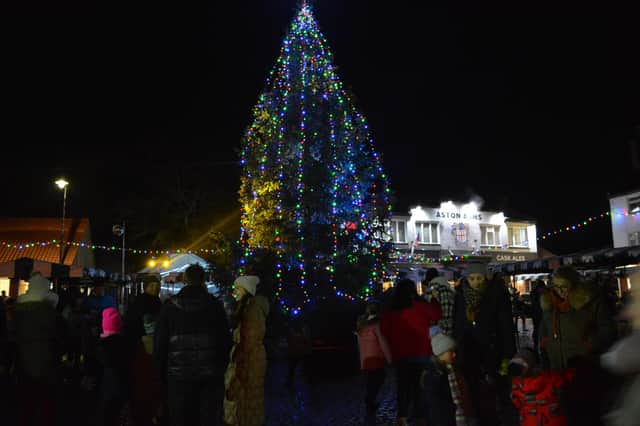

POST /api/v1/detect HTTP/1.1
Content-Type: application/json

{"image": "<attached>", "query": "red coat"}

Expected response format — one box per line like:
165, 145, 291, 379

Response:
380, 300, 442, 361
511, 369, 575, 426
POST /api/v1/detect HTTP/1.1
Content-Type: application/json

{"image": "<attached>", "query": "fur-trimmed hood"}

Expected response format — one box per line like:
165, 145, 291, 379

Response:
540, 282, 595, 312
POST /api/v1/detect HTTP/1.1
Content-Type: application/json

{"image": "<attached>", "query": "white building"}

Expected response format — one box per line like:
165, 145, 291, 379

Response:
388, 200, 538, 264
609, 189, 640, 248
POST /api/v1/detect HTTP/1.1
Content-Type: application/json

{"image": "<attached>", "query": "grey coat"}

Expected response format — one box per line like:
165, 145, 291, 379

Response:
601, 331, 640, 426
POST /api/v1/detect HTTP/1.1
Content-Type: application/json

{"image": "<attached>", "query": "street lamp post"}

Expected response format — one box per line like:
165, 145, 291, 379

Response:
55, 178, 69, 265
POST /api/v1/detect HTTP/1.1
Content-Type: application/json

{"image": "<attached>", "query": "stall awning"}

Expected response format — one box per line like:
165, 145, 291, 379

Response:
489, 245, 640, 274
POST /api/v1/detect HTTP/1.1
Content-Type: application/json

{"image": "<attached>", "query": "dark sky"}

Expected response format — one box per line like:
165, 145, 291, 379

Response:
3, 0, 639, 256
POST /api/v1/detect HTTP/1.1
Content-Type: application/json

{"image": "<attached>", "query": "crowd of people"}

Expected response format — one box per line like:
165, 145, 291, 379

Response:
0, 261, 638, 426
354, 263, 638, 426
0, 265, 268, 426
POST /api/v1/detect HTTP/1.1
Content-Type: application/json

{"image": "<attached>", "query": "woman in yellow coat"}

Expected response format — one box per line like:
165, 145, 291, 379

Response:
224, 275, 270, 426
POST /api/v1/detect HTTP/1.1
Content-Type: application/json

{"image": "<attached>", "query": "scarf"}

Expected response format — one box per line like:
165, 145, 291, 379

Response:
463, 283, 486, 324
447, 364, 470, 426
550, 291, 570, 339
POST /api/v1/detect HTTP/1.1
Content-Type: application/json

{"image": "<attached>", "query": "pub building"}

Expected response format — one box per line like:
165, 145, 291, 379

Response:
385, 200, 538, 292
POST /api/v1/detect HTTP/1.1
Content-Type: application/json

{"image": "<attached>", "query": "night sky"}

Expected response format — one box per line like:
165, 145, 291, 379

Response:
3, 0, 639, 259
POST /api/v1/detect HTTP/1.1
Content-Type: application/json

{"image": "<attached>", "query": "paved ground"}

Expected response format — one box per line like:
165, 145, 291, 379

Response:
264, 320, 534, 426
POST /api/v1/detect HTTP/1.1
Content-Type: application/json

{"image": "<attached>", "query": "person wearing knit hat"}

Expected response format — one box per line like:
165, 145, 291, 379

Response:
233, 275, 260, 298
96, 306, 130, 426
424, 332, 475, 426
101, 307, 123, 338
432, 332, 456, 358
453, 258, 516, 425
224, 274, 270, 425
510, 347, 575, 426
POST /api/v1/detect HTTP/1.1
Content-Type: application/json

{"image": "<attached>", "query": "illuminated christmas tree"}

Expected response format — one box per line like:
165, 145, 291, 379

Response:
238, 1, 392, 314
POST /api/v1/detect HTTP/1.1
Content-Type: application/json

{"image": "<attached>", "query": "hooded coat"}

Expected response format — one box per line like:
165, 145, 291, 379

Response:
511, 369, 575, 426
224, 295, 270, 426
539, 281, 614, 370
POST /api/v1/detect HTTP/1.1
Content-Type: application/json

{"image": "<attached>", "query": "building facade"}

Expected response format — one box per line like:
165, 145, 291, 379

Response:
610, 189, 640, 248
387, 201, 538, 268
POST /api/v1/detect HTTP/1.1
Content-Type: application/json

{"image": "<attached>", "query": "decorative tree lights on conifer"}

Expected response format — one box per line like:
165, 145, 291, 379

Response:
238, 3, 391, 314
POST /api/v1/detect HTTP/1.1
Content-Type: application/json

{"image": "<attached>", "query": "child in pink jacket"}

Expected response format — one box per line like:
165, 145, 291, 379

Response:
356, 300, 392, 417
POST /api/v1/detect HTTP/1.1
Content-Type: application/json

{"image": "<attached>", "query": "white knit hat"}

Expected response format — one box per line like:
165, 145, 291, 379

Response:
431, 332, 456, 356
234, 275, 260, 296
17, 273, 58, 307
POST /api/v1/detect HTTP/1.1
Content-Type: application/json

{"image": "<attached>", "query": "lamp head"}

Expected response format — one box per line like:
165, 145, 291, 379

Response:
55, 178, 69, 190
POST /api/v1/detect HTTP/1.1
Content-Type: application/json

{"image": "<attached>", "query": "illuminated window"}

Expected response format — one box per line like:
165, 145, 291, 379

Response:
416, 222, 439, 244
630, 232, 640, 247
388, 220, 406, 243
508, 226, 529, 248
480, 225, 501, 246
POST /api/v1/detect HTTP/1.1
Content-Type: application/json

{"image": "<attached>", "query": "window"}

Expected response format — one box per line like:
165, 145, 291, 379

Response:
630, 231, 640, 247
629, 196, 640, 214
389, 220, 406, 243
480, 225, 501, 247
416, 222, 439, 244
508, 226, 529, 248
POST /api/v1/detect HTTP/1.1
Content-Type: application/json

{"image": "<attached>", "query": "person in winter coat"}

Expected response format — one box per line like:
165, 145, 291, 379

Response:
12, 273, 65, 426
123, 276, 164, 426
154, 264, 232, 426
509, 348, 574, 426
453, 262, 517, 426
424, 332, 475, 426
356, 300, 392, 418
380, 278, 442, 426
601, 288, 640, 426
224, 275, 270, 426
424, 276, 455, 336
539, 265, 616, 426
96, 307, 130, 426
539, 265, 615, 370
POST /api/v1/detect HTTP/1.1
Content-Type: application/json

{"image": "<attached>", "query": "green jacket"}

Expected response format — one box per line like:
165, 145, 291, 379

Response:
539, 282, 614, 370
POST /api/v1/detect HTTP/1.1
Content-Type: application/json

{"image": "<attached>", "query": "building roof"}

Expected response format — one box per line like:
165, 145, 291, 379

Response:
0, 217, 94, 267
608, 188, 640, 199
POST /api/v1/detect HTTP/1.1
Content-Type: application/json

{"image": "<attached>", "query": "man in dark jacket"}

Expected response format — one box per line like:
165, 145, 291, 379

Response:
124, 276, 163, 426
454, 263, 517, 426
154, 264, 232, 426
13, 273, 66, 425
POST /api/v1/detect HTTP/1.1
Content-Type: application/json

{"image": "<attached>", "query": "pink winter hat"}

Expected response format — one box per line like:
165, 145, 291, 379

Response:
101, 307, 123, 338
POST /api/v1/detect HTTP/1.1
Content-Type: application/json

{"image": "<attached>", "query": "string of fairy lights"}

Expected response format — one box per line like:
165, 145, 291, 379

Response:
0, 240, 218, 256
538, 209, 639, 241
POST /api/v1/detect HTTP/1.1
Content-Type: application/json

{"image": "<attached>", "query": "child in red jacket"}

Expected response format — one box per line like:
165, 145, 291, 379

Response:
509, 348, 575, 426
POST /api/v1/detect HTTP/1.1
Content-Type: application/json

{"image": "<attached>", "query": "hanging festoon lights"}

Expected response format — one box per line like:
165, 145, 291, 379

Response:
237, 2, 392, 314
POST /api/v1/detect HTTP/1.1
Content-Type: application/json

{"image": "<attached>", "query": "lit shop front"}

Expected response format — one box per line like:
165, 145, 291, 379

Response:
387, 201, 538, 284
